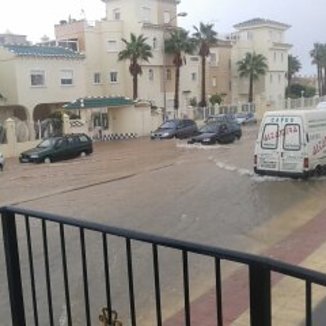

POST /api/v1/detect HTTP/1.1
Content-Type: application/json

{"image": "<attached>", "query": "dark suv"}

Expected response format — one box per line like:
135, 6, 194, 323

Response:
19, 133, 93, 164
151, 119, 198, 139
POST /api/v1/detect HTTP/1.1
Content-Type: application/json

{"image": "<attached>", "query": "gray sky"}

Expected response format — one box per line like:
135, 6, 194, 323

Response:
1, 0, 324, 74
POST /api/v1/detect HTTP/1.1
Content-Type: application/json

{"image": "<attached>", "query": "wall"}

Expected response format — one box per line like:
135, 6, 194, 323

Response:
109, 103, 155, 136
0, 48, 18, 104
0, 119, 40, 157
208, 43, 232, 104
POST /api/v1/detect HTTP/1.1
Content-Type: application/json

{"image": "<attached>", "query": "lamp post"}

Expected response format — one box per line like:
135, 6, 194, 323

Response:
162, 12, 187, 120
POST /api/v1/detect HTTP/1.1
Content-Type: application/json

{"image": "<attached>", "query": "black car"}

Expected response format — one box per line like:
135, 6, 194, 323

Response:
151, 119, 198, 139
188, 122, 236, 145
205, 114, 236, 124
228, 120, 242, 139
19, 133, 93, 164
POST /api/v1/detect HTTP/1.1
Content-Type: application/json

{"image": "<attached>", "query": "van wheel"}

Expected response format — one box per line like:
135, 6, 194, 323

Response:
44, 157, 52, 164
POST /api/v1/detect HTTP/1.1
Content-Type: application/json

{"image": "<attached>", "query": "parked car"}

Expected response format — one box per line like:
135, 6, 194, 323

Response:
206, 118, 241, 139
0, 152, 4, 171
205, 114, 236, 124
317, 101, 326, 109
151, 119, 198, 139
188, 122, 236, 145
235, 112, 257, 125
19, 133, 93, 164
228, 120, 242, 139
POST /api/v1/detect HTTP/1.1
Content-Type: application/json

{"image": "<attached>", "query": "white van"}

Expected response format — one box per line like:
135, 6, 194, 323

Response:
317, 101, 326, 109
254, 109, 326, 178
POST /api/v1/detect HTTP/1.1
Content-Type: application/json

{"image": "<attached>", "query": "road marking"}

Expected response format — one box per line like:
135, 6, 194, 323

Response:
59, 305, 67, 326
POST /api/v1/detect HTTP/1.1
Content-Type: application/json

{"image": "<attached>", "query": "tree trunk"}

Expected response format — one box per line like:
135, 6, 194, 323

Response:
288, 73, 292, 88
133, 74, 138, 100
317, 64, 322, 97
200, 55, 206, 107
249, 73, 254, 103
323, 66, 326, 96
174, 66, 180, 112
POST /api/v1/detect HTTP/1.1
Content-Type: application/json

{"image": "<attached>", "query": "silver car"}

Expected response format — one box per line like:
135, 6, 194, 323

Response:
0, 152, 4, 171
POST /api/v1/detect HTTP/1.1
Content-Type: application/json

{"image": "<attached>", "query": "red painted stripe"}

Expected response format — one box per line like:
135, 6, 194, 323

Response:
164, 209, 326, 325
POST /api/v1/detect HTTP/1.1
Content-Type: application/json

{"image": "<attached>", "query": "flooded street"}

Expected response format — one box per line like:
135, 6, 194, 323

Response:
1, 125, 326, 325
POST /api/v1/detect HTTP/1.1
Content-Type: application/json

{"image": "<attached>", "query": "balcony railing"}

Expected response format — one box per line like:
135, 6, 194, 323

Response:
1, 205, 326, 325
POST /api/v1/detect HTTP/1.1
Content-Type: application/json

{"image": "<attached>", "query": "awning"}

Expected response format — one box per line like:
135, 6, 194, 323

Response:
63, 96, 134, 109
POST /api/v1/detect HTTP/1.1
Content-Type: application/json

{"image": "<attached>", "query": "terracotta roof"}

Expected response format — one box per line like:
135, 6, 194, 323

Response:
234, 18, 291, 30
63, 97, 135, 109
2, 44, 84, 59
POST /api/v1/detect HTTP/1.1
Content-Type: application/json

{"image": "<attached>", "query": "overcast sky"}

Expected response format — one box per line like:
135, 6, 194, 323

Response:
0, 0, 325, 75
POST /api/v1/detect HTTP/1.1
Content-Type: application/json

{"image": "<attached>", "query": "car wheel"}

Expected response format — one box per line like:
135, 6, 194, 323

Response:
80, 151, 87, 158
314, 165, 323, 177
0, 164, 3, 171
44, 157, 52, 164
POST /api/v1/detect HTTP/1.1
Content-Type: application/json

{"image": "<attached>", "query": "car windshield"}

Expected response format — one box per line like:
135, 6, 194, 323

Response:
37, 138, 56, 148
200, 124, 219, 133
160, 121, 177, 129
236, 113, 246, 118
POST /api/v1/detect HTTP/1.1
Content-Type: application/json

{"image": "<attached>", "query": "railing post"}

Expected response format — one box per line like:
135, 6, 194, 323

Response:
249, 264, 271, 326
1, 209, 26, 326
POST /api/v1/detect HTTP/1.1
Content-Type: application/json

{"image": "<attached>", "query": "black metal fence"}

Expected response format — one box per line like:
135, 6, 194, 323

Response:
1, 205, 326, 325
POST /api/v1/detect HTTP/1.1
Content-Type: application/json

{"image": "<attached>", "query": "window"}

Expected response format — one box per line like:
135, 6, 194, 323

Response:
274, 52, 277, 62
270, 74, 273, 84
94, 73, 101, 84
283, 124, 301, 151
92, 112, 108, 129
113, 9, 121, 20
79, 135, 90, 143
191, 72, 197, 81
212, 77, 217, 87
247, 31, 253, 40
142, 7, 151, 22
278, 74, 282, 84
261, 124, 279, 149
281, 53, 284, 62
30, 70, 45, 87
149, 69, 154, 81
107, 40, 118, 52
269, 31, 273, 41
60, 70, 73, 85
210, 53, 217, 65
164, 11, 171, 24
166, 69, 172, 81
110, 72, 118, 83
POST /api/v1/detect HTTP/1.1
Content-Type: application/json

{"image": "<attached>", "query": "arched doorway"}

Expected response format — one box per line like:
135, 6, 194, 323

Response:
33, 102, 67, 138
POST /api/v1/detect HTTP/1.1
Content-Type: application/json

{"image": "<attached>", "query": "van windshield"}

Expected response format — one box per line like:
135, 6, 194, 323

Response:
283, 124, 301, 151
261, 124, 279, 149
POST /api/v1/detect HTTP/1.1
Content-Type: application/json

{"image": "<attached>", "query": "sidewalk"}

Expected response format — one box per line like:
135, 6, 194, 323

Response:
164, 195, 326, 325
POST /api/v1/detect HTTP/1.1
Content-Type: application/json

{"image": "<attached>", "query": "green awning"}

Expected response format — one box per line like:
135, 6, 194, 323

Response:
63, 97, 134, 109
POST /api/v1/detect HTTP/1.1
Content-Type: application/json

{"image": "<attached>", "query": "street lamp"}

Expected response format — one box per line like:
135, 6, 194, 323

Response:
162, 12, 187, 120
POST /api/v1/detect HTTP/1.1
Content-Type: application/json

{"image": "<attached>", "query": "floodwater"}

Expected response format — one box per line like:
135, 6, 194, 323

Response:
1, 126, 326, 325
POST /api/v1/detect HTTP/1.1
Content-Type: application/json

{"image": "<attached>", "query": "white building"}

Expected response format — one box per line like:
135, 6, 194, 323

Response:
230, 18, 292, 106
0, 44, 86, 126
54, 0, 203, 116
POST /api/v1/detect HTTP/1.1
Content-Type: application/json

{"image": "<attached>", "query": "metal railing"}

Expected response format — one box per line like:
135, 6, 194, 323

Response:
2, 205, 326, 325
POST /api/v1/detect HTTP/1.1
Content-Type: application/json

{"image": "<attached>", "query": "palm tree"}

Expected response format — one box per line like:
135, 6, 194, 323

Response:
310, 43, 324, 96
288, 54, 301, 87
118, 33, 153, 100
237, 52, 268, 103
192, 23, 218, 107
165, 29, 196, 113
